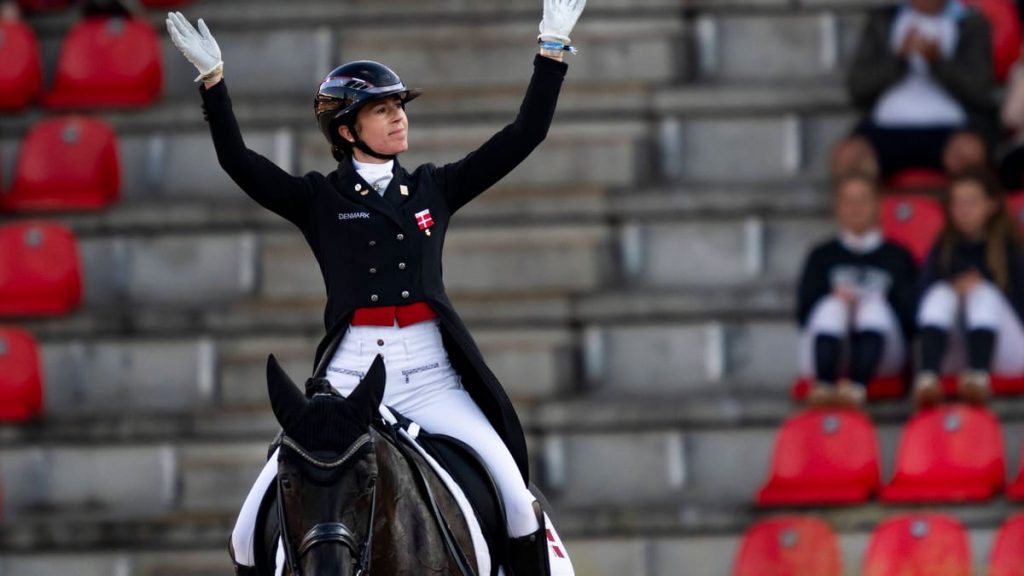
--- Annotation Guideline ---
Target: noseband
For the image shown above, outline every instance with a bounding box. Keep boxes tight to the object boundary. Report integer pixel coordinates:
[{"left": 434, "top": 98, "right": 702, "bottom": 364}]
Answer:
[{"left": 277, "top": 434, "right": 377, "bottom": 576}]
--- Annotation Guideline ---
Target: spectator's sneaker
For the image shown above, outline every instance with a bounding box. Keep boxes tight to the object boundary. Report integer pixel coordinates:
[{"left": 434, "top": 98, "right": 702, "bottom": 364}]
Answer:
[
  {"left": 806, "top": 382, "right": 837, "bottom": 407},
  {"left": 958, "top": 370, "right": 991, "bottom": 405},
  {"left": 835, "top": 380, "right": 867, "bottom": 410},
  {"left": 913, "top": 372, "right": 943, "bottom": 410}
]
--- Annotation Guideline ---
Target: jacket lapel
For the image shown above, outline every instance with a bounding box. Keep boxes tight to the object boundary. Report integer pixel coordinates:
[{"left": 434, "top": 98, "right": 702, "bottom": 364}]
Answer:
[{"left": 332, "top": 160, "right": 408, "bottom": 228}]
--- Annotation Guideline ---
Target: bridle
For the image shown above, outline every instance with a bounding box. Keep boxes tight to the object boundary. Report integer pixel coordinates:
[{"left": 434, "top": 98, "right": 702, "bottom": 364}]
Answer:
[{"left": 277, "top": 433, "right": 378, "bottom": 576}]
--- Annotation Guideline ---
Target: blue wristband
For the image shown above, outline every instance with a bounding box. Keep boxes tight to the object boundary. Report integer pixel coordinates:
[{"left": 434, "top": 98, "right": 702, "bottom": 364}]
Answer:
[{"left": 539, "top": 40, "right": 578, "bottom": 55}]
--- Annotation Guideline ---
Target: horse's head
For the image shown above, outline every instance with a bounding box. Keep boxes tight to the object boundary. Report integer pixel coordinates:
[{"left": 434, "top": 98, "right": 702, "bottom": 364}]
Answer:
[{"left": 266, "top": 353, "right": 385, "bottom": 576}]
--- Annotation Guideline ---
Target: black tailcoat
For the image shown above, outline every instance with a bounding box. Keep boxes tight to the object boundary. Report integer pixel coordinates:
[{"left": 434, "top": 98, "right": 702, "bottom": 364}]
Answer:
[{"left": 200, "top": 55, "right": 568, "bottom": 482}]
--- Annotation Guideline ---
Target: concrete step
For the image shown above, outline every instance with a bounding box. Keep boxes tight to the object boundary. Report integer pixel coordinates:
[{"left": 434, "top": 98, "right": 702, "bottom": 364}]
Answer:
[
  {"left": 694, "top": 11, "right": 865, "bottom": 82},
  {"left": 79, "top": 232, "right": 258, "bottom": 308},
  {"left": 658, "top": 111, "right": 854, "bottom": 182},
  {"left": 618, "top": 215, "right": 832, "bottom": 289},
  {"left": 583, "top": 319, "right": 804, "bottom": 394}
]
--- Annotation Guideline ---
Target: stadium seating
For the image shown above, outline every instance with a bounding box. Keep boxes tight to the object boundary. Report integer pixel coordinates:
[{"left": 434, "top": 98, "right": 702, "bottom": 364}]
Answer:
[
  {"left": 990, "top": 513, "right": 1024, "bottom": 576},
  {"left": 0, "top": 326, "right": 43, "bottom": 422},
  {"left": 963, "top": 0, "right": 1021, "bottom": 82},
  {"left": 0, "top": 221, "right": 82, "bottom": 317},
  {"left": 790, "top": 376, "right": 904, "bottom": 402},
  {"left": 863, "top": 514, "right": 971, "bottom": 576},
  {"left": 1008, "top": 192, "right": 1024, "bottom": 237},
  {"left": 0, "top": 20, "right": 42, "bottom": 111},
  {"left": 732, "top": 516, "right": 841, "bottom": 576},
  {"left": 43, "top": 16, "right": 163, "bottom": 109},
  {"left": 5, "top": 116, "right": 121, "bottom": 212},
  {"left": 881, "top": 405, "right": 1005, "bottom": 503},
  {"left": 756, "top": 409, "right": 881, "bottom": 506},
  {"left": 880, "top": 193, "right": 944, "bottom": 263}
]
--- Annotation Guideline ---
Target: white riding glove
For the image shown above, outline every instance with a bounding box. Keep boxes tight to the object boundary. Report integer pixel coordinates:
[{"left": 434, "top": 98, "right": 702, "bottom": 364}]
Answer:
[
  {"left": 538, "top": 0, "right": 586, "bottom": 47},
  {"left": 165, "top": 11, "right": 223, "bottom": 83}
]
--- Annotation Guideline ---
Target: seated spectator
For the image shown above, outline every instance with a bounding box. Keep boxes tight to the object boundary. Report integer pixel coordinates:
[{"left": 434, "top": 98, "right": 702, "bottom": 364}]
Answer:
[
  {"left": 833, "top": 0, "right": 995, "bottom": 180},
  {"left": 914, "top": 169, "right": 1024, "bottom": 407},
  {"left": 1, "top": 1, "right": 20, "bottom": 19},
  {"left": 797, "top": 173, "right": 919, "bottom": 409}
]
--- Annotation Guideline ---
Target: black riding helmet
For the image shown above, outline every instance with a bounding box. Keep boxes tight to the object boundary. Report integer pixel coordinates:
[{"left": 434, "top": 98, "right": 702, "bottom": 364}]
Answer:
[{"left": 315, "top": 60, "right": 422, "bottom": 162}]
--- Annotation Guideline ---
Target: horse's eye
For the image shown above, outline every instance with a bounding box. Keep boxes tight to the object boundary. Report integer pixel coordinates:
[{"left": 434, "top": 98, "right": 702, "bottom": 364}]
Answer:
[{"left": 281, "top": 476, "right": 293, "bottom": 491}]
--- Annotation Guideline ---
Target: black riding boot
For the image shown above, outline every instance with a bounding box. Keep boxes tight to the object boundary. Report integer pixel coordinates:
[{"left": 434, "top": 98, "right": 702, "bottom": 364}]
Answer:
[
  {"left": 507, "top": 501, "right": 551, "bottom": 576},
  {"left": 233, "top": 564, "right": 258, "bottom": 576}
]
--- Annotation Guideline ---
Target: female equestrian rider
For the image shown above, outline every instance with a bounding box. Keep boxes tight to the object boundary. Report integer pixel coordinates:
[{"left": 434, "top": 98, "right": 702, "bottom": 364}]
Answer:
[{"left": 167, "top": 1, "right": 586, "bottom": 574}]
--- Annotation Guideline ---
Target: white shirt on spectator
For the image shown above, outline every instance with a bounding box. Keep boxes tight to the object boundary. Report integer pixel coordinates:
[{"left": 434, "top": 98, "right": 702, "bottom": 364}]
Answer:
[{"left": 872, "top": 7, "right": 967, "bottom": 128}]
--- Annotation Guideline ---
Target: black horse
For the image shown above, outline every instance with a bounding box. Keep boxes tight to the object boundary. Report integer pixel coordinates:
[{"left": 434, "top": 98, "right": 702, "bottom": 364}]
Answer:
[{"left": 254, "top": 353, "right": 499, "bottom": 576}]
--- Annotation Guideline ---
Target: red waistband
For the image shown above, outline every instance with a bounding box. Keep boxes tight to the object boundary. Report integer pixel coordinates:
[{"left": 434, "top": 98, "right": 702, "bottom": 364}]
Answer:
[{"left": 351, "top": 302, "right": 438, "bottom": 327}]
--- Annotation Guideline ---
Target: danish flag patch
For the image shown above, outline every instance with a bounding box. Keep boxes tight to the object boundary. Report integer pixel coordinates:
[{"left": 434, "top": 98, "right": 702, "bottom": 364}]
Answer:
[{"left": 415, "top": 209, "right": 434, "bottom": 231}]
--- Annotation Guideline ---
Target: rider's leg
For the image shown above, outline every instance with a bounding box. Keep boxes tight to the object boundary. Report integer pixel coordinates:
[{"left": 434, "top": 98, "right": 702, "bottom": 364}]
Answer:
[
  {"left": 403, "top": 388, "right": 541, "bottom": 537},
  {"left": 230, "top": 447, "right": 280, "bottom": 569}
]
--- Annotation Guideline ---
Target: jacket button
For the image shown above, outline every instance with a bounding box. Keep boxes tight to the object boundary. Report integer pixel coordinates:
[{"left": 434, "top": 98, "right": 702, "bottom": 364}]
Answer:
[
  {"left": 370, "top": 294, "right": 379, "bottom": 303},
  {"left": 377, "top": 339, "right": 385, "bottom": 347},
  {"left": 396, "top": 233, "right": 405, "bottom": 241},
  {"left": 369, "top": 268, "right": 377, "bottom": 274},
  {"left": 368, "top": 240, "right": 376, "bottom": 247},
  {"left": 401, "top": 291, "right": 410, "bottom": 299},
  {"left": 398, "top": 262, "right": 406, "bottom": 270}
]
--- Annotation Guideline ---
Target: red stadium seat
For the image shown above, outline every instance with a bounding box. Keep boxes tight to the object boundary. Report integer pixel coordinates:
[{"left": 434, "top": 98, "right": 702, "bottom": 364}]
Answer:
[
  {"left": 0, "top": 20, "right": 42, "bottom": 110},
  {"left": 963, "top": 0, "right": 1021, "bottom": 83},
  {"left": 756, "top": 409, "right": 881, "bottom": 506},
  {"left": 16, "top": 0, "right": 72, "bottom": 11},
  {"left": 0, "top": 221, "right": 82, "bottom": 317},
  {"left": 885, "top": 168, "right": 948, "bottom": 191},
  {"left": 990, "top": 513, "right": 1024, "bottom": 576},
  {"left": 863, "top": 514, "right": 971, "bottom": 576},
  {"left": 791, "top": 376, "right": 905, "bottom": 402},
  {"left": 881, "top": 405, "right": 1005, "bottom": 503},
  {"left": 0, "top": 326, "right": 43, "bottom": 422},
  {"left": 733, "top": 516, "right": 841, "bottom": 576},
  {"left": 1008, "top": 192, "right": 1024, "bottom": 238},
  {"left": 881, "top": 193, "right": 945, "bottom": 263},
  {"left": 43, "top": 16, "right": 162, "bottom": 109},
  {"left": 5, "top": 116, "right": 121, "bottom": 212}
]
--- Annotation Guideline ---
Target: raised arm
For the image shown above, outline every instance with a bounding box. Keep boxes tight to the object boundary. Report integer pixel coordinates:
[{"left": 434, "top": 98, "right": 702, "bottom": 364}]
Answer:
[
  {"left": 167, "top": 12, "right": 312, "bottom": 229},
  {"left": 437, "top": 0, "right": 584, "bottom": 214}
]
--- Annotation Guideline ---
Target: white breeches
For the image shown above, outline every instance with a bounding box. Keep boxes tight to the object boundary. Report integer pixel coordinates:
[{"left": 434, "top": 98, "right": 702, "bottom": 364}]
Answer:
[
  {"left": 918, "top": 280, "right": 1024, "bottom": 374},
  {"left": 231, "top": 320, "right": 540, "bottom": 566},
  {"left": 799, "top": 294, "right": 906, "bottom": 378}
]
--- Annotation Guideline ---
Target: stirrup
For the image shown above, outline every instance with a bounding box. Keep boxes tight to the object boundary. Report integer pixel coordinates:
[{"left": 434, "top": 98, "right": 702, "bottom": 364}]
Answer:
[{"left": 507, "top": 501, "right": 551, "bottom": 576}]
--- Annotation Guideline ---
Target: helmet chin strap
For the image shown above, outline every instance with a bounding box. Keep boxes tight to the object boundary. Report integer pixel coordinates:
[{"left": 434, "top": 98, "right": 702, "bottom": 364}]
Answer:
[{"left": 348, "top": 121, "right": 397, "bottom": 162}]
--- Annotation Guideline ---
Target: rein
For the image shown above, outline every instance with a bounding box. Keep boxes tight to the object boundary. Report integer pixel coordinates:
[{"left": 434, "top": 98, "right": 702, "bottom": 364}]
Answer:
[{"left": 277, "top": 434, "right": 376, "bottom": 576}]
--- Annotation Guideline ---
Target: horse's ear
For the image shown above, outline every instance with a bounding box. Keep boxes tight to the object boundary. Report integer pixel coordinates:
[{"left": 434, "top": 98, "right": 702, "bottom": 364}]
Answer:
[
  {"left": 346, "top": 354, "right": 386, "bottom": 423},
  {"left": 267, "top": 354, "right": 307, "bottom": 432}
]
